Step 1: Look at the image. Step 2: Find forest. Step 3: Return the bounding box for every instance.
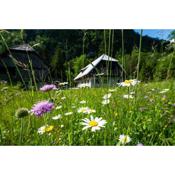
[0,29,175,85]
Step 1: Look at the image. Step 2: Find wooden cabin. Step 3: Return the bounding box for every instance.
[0,44,48,83]
[74,54,125,88]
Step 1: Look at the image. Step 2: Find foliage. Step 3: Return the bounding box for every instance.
[0,81,175,145]
[0,30,23,54]
[64,55,93,85]
[50,47,65,80]
[1,29,175,83]
[169,30,175,39]
[154,53,175,80]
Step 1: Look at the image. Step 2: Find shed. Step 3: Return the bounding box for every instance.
[0,44,49,83]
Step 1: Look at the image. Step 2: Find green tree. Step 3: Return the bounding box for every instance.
[168,30,175,39]
[0,30,23,54]
[50,47,65,80]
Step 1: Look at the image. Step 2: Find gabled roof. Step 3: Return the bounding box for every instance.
[10,44,35,52]
[74,54,119,81]
[0,44,48,70]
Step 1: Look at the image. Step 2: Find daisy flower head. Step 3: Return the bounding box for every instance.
[119,134,131,145]
[123,94,134,99]
[61,96,66,100]
[130,91,135,95]
[159,89,169,94]
[80,100,86,104]
[108,89,116,92]
[55,105,62,110]
[77,107,96,114]
[59,82,68,86]
[102,99,110,105]
[52,114,62,120]
[38,125,54,135]
[65,112,73,116]
[103,93,112,99]
[79,83,90,88]
[118,79,140,87]
[82,115,107,132]
[31,101,54,117]
[40,84,57,92]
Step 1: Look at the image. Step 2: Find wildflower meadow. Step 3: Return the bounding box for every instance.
[0,80,175,146]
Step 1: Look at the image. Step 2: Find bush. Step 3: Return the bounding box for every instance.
[154,53,175,80]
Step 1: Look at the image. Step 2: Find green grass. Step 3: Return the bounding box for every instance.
[0,80,175,146]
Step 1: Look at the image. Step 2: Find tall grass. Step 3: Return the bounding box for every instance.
[121,29,125,81]
[136,29,143,80]
[0,80,175,145]
[0,33,26,88]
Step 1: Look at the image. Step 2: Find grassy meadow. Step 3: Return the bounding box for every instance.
[0,80,175,146]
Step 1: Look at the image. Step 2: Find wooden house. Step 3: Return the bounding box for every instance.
[74,54,125,87]
[0,44,48,83]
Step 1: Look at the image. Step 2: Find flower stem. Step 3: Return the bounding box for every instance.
[19,119,24,144]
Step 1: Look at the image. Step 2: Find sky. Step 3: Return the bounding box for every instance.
[134,29,174,40]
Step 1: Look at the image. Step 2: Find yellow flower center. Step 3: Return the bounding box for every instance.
[45,125,54,132]
[123,137,127,143]
[124,80,133,84]
[89,120,98,127]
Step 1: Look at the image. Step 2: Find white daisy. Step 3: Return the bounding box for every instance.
[123,94,134,99]
[80,100,86,104]
[55,105,62,110]
[119,134,131,144]
[108,89,116,92]
[130,91,135,95]
[160,89,169,94]
[65,112,73,116]
[103,93,112,99]
[77,107,96,114]
[52,114,62,120]
[59,82,68,86]
[82,115,107,132]
[79,83,90,88]
[118,79,140,87]
[102,99,110,105]
[37,125,54,135]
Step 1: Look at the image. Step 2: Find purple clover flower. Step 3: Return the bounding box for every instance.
[31,101,54,117]
[40,84,57,92]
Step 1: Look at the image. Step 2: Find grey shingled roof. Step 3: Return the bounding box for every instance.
[10,44,35,52]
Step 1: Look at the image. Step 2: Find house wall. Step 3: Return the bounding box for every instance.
[90,76,120,87]
[77,78,91,88]
[77,76,120,88]
[75,59,125,88]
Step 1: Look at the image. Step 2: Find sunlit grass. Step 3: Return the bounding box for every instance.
[0,80,175,146]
